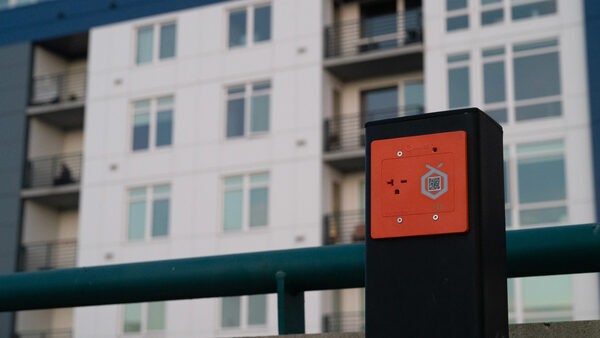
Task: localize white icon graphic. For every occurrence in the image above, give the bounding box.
[421,163,448,200]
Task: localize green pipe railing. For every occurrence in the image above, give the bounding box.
[1,224,600,334]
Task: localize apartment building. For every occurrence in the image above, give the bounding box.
[0,0,599,337]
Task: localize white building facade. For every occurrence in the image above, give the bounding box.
[64,0,599,336]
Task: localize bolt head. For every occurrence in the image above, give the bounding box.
[397,217,403,223]
[433,215,439,221]
[397,151,403,157]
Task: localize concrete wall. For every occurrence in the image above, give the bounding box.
[0,42,31,338]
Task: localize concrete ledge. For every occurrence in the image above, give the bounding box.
[242,320,600,337]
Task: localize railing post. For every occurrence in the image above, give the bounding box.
[275,270,305,334]
[365,108,507,337]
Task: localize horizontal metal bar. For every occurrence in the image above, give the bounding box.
[0,243,364,311]
[1,224,600,312]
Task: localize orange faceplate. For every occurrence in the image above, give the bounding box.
[370,131,468,239]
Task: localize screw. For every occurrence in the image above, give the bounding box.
[397,151,403,157]
[397,217,403,223]
[433,215,439,221]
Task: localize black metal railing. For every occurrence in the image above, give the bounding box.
[325,9,422,59]
[323,311,365,333]
[18,239,77,272]
[324,106,424,153]
[14,328,72,338]
[323,210,366,245]
[29,70,86,106]
[23,153,82,189]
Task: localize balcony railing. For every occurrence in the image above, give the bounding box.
[14,329,71,338]
[323,311,365,333]
[23,153,82,189]
[323,210,365,245]
[18,239,77,272]
[324,106,424,154]
[29,70,86,107]
[324,9,422,59]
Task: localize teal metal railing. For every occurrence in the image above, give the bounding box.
[1,224,600,334]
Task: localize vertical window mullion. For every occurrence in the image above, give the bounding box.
[246,84,251,136]
[509,145,520,229]
[514,278,524,323]
[243,176,249,230]
[505,44,516,125]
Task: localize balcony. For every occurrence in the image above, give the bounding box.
[18,239,77,272]
[323,106,423,172]
[27,69,86,129]
[324,9,423,81]
[322,311,365,333]
[22,153,82,209]
[323,210,365,245]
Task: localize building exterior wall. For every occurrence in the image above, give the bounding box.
[75,0,323,336]
[424,0,598,322]
[0,42,31,338]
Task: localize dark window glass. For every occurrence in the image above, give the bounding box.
[484,61,506,103]
[227,97,245,137]
[488,108,508,124]
[133,114,150,151]
[361,87,398,122]
[512,0,556,21]
[448,67,470,108]
[159,23,176,59]
[152,198,170,237]
[447,15,469,31]
[254,6,271,42]
[447,0,467,11]
[513,52,560,101]
[156,110,172,147]
[515,101,561,121]
[481,9,503,25]
[518,154,566,203]
[229,10,247,47]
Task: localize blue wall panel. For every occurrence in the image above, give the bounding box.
[0,42,31,338]
[0,0,232,45]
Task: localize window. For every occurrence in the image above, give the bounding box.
[447,53,470,108]
[513,39,561,121]
[481,0,504,26]
[512,0,556,21]
[223,173,269,232]
[482,47,507,123]
[228,4,271,48]
[221,295,267,329]
[123,302,166,333]
[403,80,425,116]
[226,81,270,138]
[446,0,468,31]
[136,22,176,65]
[361,86,398,122]
[128,185,171,241]
[132,96,174,151]
[504,140,572,323]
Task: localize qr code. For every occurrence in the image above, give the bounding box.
[428,176,442,192]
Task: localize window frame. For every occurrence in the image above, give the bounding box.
[126,184,172,242]
[222,172,270,233]
[504,139,568,230]
[134,20,177,66]
[481,46,508,123]
[480,0,505,26]
[219,295,268,331]
[131,95,175,152]
[446,52,471,109]
[224,81,271,139]
[227,3,272,49]
[445,0,469,32]
[122,302,167,334]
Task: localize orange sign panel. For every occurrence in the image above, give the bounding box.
[370,131,468,239]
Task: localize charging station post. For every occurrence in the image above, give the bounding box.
[365,108,508,337]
